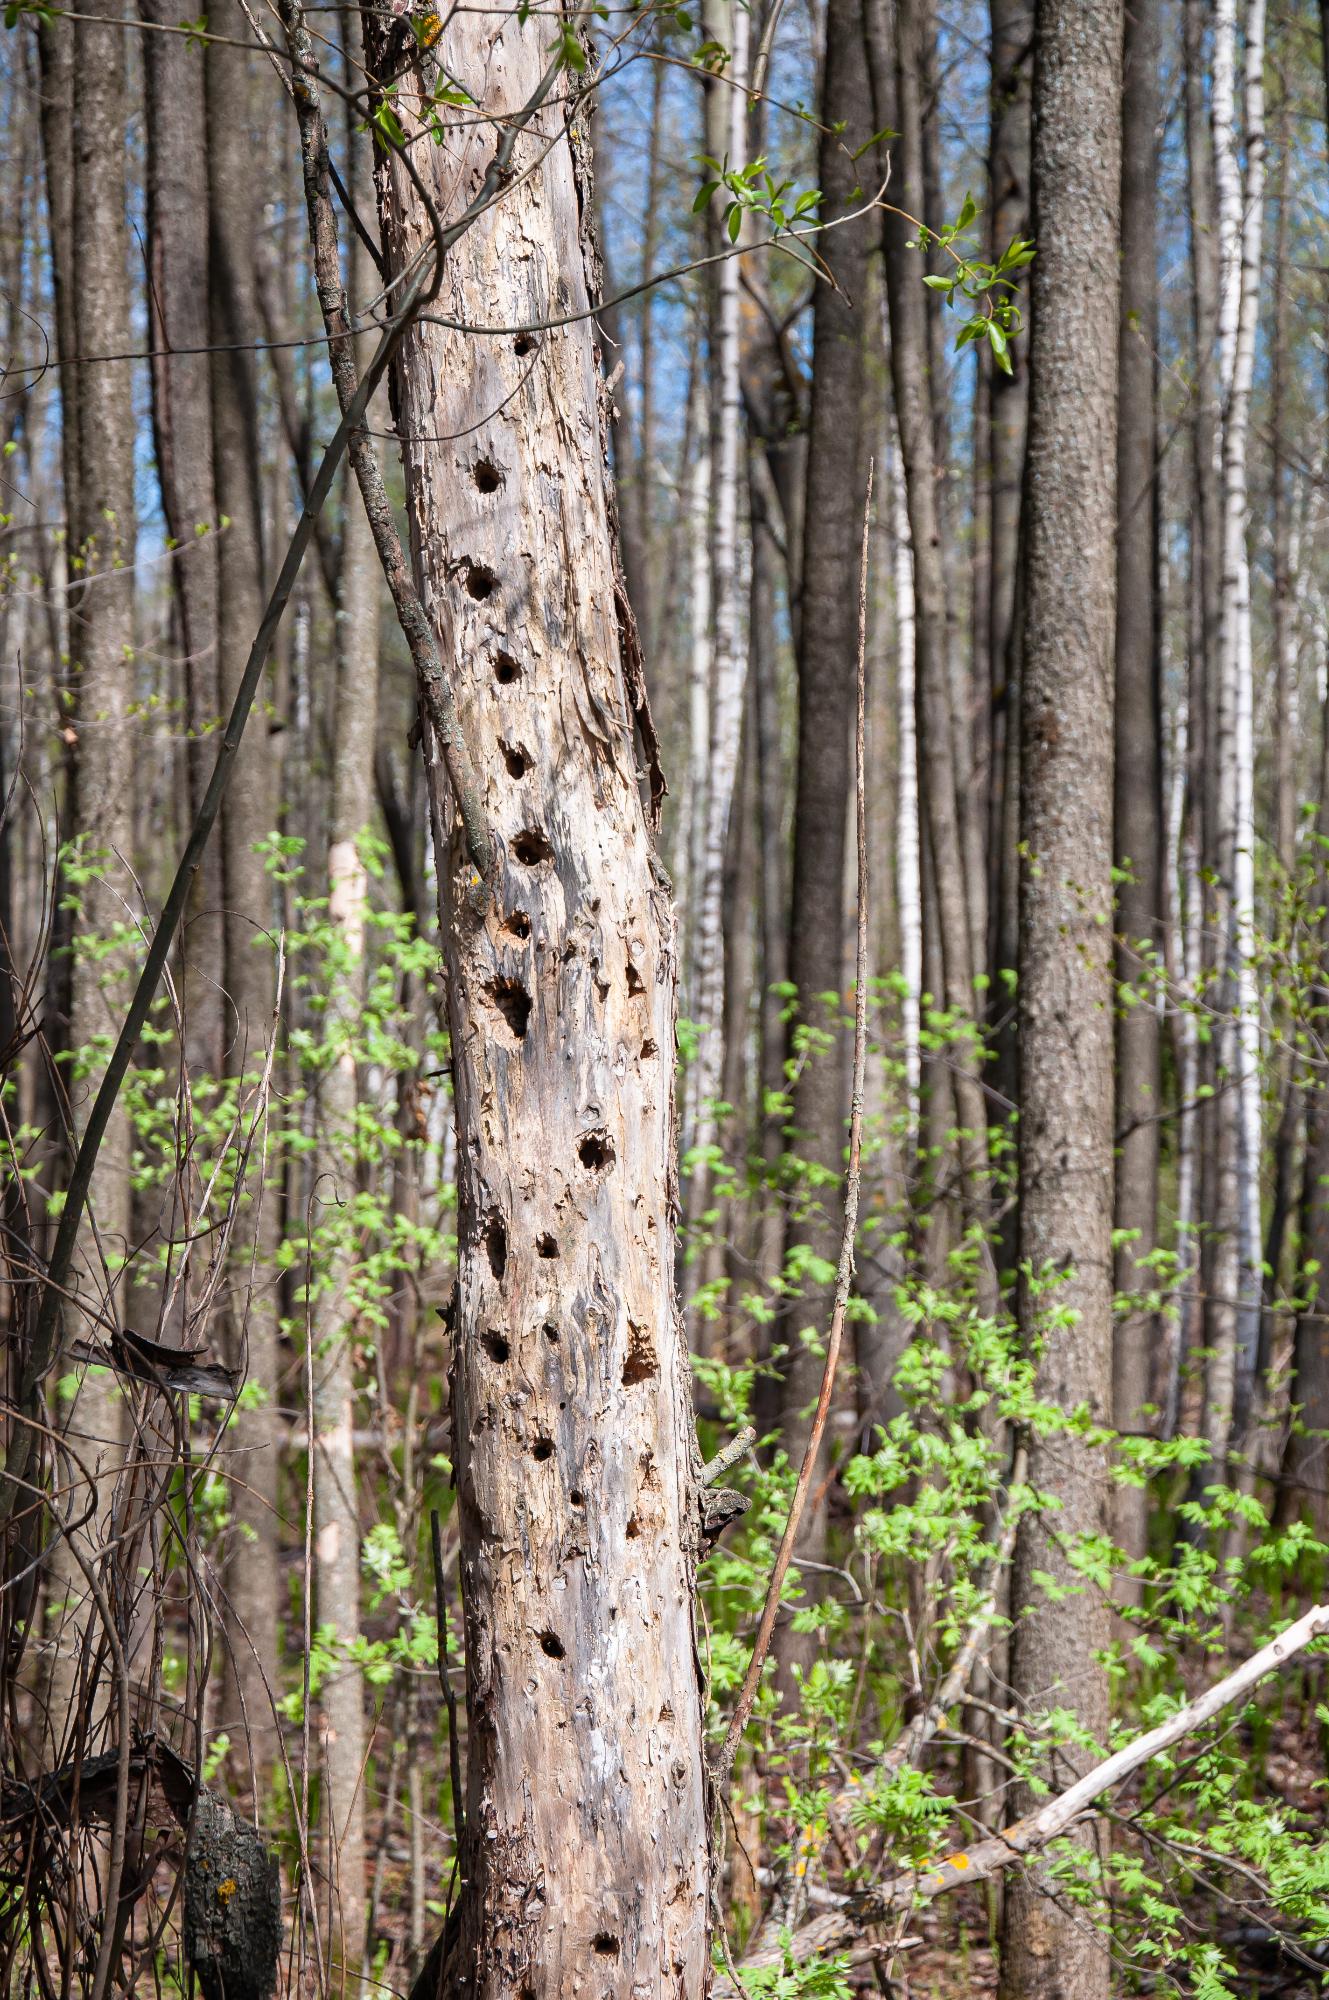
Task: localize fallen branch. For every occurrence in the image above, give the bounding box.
[725,1599,1329,1983]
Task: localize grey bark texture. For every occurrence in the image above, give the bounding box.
[45,0,138,1736]
[206,0,283,1778]
[774,0,873,1679]
[367,18,712,1994]
[869,0,993,1247]
[141,0,225,1083]
[309,77,383,1973]
[1112,0,1162,1575]
[999,4,1122,1998]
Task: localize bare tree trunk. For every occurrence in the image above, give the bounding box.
[1281,0,1329,1534]
[1112,0,1161,1577]
[869,0,993,1248]
[891,426,922,1125]
[999,5,1121,1998]
[309,84,382,1978]
[985,0,1031,996]
[367,18,712,1990]
[1203,0,1266,1465]
[635,54,667,668]
[1174,0,1223,1443]
[685,0,750,1214]
[683,400,712,1030]
[750,451,789,1293]
[774,0,874,1675]
[1284,723,1329,1535]
[46,0,138,1740]
[141,0,224,1084]
[207,0,282,1779]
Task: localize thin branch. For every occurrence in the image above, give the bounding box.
[700,1426,757,1488]
[729,1598,1329,1981]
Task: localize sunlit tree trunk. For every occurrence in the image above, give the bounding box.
[368,17,712,1990]
[1204,0,1266,1465]
[999,5,1121,1998]
[309,83,382,1977]
[685,2,750,1218]
[891,427,922,1125]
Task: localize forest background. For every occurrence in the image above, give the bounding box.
[2,0,1329,1996]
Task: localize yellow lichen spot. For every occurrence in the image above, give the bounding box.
[217,1879,237,1905]
[417,11,441,44]
[948,1853,969,1871]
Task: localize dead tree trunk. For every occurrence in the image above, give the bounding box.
[366,22,712,1996]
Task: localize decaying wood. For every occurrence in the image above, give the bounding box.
[0,1739,282,2000]
[366,20,712,1995]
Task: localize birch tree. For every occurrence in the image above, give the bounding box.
[684,0,750,1202]
[1204,0,1266,1464]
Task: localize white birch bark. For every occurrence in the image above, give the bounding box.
[891,435,922,1125]
[682,424,712,1045]
[686,0,750,1180]
[1206,0,1266,1457]
[1170,691,1201,1439]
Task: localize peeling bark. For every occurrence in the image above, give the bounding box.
[366,22,711,1995]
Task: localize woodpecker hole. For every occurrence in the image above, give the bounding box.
[537,1235,559,1260]
[622,1320,657,1387]
[514,332,536,357]
[493,652,520,685]
[486,975,531,1042]
[511,828,554,866]
[465,563,498,601]
[592,1935,620,1959]
[532,1438,554,1462]
[626,960,646,997]
[577,1130,613,1173]
[503,741,534,779]
[539,1630,565,1660]
[482,1330,510,1364]
[474,457,501,493]
[485,1214,507,1282]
